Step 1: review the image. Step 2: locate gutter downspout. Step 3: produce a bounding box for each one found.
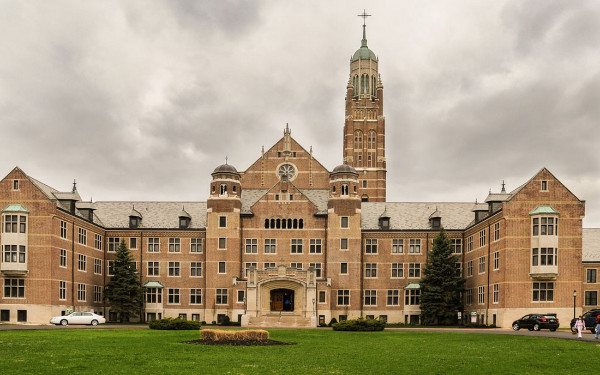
[139,230,144,323]
[71,220,75,310]
[486,222,491,325]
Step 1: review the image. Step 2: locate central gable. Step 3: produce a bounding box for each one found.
[240,134,331,190]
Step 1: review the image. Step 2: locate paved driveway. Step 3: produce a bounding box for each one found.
[0,323,148,331]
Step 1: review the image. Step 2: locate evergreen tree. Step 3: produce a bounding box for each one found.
[420,229,465,325]
[105,240,143,322]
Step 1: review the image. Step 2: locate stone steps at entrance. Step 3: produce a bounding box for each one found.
[247,314,314,328]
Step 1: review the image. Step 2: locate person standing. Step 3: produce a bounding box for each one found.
[595,314,600,339]
[575,316,585,339]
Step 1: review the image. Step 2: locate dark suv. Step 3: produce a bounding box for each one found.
[512,314,559,331]
[570,309,600,333]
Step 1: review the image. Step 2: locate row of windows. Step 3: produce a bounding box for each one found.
[465,252,501,277]
[59,221,102,250]
[106,237,203,253]
[263,218,305,229]
[57,282,103,303]
[3,245,26,263]
[465,283,554,305]
[336,289,421,306]
[2,215,27,233]
[145,287,207,305]
[466,222,502,252]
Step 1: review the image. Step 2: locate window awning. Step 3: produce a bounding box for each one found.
[405,283,421,290]
[144,281,164,289]
[2,204,29,213]
[529,205,559,216]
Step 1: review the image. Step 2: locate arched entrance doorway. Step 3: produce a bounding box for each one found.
[270,288,294,312]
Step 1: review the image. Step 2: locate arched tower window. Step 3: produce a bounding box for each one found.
[372,76,376,96]
[368,131,376,149]
[264,219,269,229]
[354,131,363,149]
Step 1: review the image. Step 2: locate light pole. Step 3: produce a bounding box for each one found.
[573,290,577,319]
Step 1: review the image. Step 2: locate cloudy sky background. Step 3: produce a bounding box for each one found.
[1,0,599,227]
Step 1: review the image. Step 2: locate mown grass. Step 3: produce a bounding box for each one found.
[0,328,598,374]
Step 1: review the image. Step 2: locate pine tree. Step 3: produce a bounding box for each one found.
[105,240,143,322]
[420,229,465,325]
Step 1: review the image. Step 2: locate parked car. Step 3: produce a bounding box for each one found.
[50,312,106,326]
[512,314,559,331]
[570,309,600,333]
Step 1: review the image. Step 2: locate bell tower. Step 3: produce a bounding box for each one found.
[343,11,386,202]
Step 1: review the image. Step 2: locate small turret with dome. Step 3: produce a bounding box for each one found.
[209,157,241,199]
[329,162,359,200]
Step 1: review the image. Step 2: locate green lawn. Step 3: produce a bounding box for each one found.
[0,328,598,374]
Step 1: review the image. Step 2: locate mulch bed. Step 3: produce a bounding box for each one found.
[185,339,295,346]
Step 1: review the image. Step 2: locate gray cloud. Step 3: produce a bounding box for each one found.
[0,0,598,227]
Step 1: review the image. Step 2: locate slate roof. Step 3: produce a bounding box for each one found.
[485,193,512,202]
[583,228,600,262]
[93,202,207,229]
[299,189,329,213]
[361,202,475,230]
[241,190,268,213]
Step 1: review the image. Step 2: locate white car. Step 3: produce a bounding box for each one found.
[50,312,106,326]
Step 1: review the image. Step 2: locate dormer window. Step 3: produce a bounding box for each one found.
[129,217,140,229]
[431,218,441,229]
[179,217,190,229]
[379,217,390,230]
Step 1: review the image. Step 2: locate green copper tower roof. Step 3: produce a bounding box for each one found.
[351,11,377,62]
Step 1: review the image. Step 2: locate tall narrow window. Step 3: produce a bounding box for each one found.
[354,131,363,149]
[368,131,376,149]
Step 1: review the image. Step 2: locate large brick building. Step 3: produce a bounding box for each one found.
[1,23,598,327]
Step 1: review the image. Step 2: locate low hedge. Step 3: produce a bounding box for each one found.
[201,329,269,342]
[332,318,385,331]
[149,318,201,330]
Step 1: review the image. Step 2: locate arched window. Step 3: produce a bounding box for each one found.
[293,219,298,229]
[360,75,365,94]
[288,219,292,228]
[372,76,376,96]
[341,184,349,196]
[270,219,275,228]
[354,131,363,149]
[276,219,281,229]
[282,218,287,229]
[220,184,227,195]
[368,131,376,149]
[264,219,269,229]
[353,75,358,93]
[299,219,304,229]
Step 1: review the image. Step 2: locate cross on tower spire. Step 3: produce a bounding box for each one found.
[358,9,371,46]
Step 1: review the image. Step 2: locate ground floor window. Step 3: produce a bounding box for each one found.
[387,290,399,306]
[318,315,325,325]
[337,290,350,306]
[585,291,598,306]
[191,314,200,322]
[1,309,9,321]
[216,288,228,305]
[532,282,554,302]
[364,290,377,306]
[405,289,420,305]
[178,313,187,320]
[146,288,162,304]
[190,289,203,305]
[17,310,27,322]
[339,315,347,321]
[4,278,24,298]
[168,288,180,304]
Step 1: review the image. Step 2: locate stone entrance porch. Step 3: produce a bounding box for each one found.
[241,265,317,327]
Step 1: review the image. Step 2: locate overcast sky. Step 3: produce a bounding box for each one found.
[1,0,599,227]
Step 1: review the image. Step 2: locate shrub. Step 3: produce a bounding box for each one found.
[328,318,338,327]
[149,318,201,330]
[201,329,270,342]
[332,318,385,331]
